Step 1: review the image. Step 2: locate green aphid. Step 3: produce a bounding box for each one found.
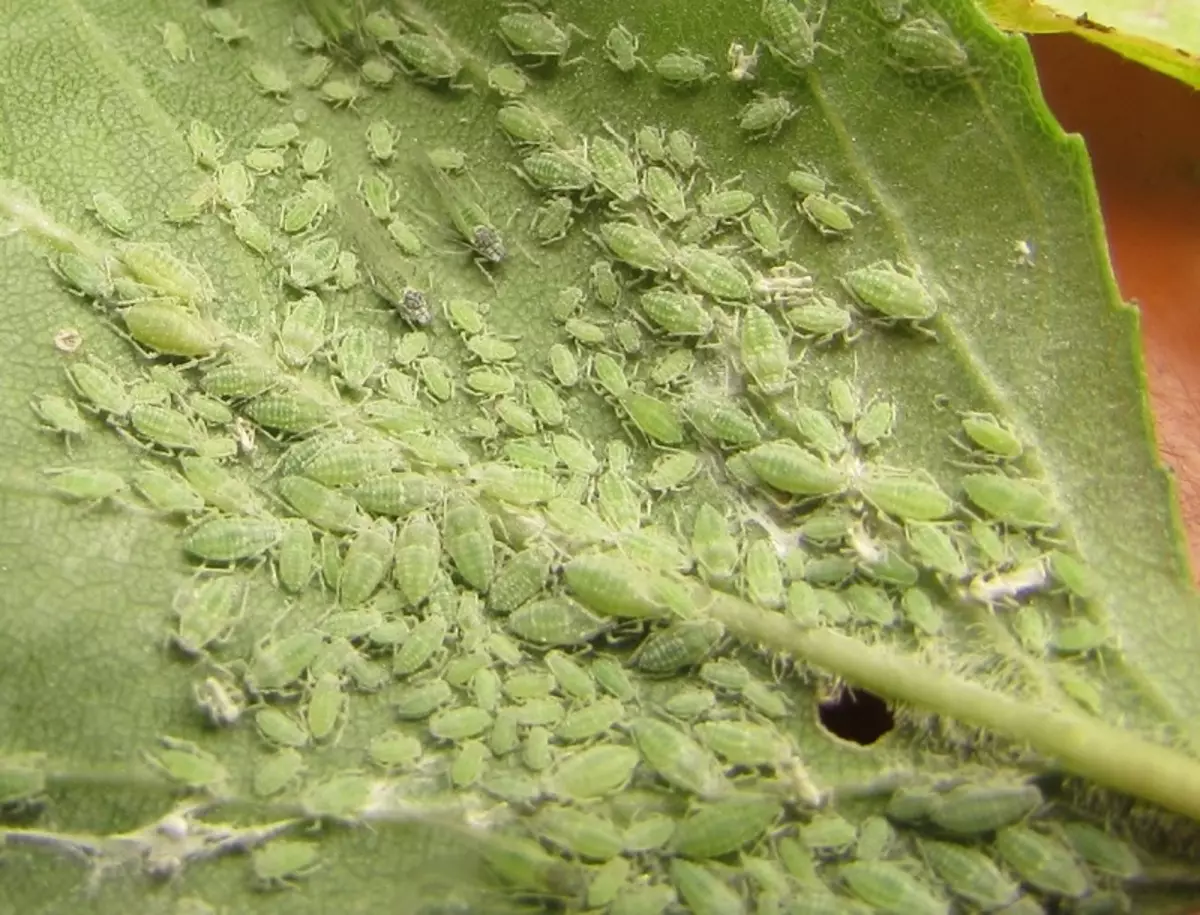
[669,860,744,915]
[632,619,725,674]
[546,744,640,802]
[256,706,310,749]
[589,127,641,204]
[317,78,364,110]
[516,147,595,194]
[639,288,714,337]
[854,400,895,447]
[186,119,225,170]
[121,302,219,359]
[298,54,334,89]
[496,9,585,64]
[160,21,192,63]
[183,515,282,564]
[144,736,228,793]
[283,235,340,290]
[629,716,729,798]
[497,100,568,148]
[741,440,845,497]
[253,748,305,798]
[839,861,949,915]
[487,62,530,96]
[596,220,674,274]
[619,389,685,445]
[1059,822,1142,879]
[170,573,246,657]
[530,195,577,246]
[644,450,700,492]
[278,475,362,532]
[30,394,88,447]
[424,155,505,264]
[506,595,612,647]
[224,206,274,256]
[994,826,1090,898]
[360,55,396,87]
[737,91,796,140]
[127,403,205,453]
[248,60,292,98]
[533,806,624,862]
[959,411,1023,460]
[643,165,690,223]
[131,464,204,516]
[215,161,254,209]
[180,455,263,514]
[393,678,453,721]
[675,245,754,303]
[670,797,782,859]
[684,395,760,447]
[649,349,696,390]
[929,782,1043,835]
[917,839,1020,911]
[200,7,249,44]
[393,511,441,605]
[842,260,937,324]
[244,389,335,435]
[859,470,955,521]
[889,18,969,74]
[961,472,1057,529]
[694,720,791,768]
[604,22,644,72]
[784,296,857,344]
[392,614,448,678]
[655,49,716,88]
[252,840,321,890]
[900,587,944,637]
[365,119,397,163]
[801,193,865,238]
[337,519,394,607]
[87,189,134,236]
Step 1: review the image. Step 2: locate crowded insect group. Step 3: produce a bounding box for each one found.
[10,0,1149,912]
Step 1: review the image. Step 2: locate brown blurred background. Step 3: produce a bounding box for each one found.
[1031,34,1200,583]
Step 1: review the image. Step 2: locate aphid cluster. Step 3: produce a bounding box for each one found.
[15,2,1144,909]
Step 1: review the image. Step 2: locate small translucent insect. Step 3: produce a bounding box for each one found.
[590,352,629,400]
[392,511,442,606]
[443,497,496,592]
[635,124,668,162]
[961,472,1057,528]
[632,619,725,675]
[186,120,225,170]
[994,825,1090,898]
[392,31,465,86]
[840,860,949,915]
[248,61,291,98]
[298,54,333,88]
[425,156,506,265]
[547,343,580,387]
[145,736,229,793]
[619,389,685,446]
[743,539,785,609]
[253,747,305,797]
[516,147,595,195]
[279,476,362,532]
[201,8,249,44]
[958,411,1023,460]
[889,18,970,74]
[160,21,192,63]
[638,289,714,338]
[855,399,896,447]
[842,260,937,326]
[629,716,729,797]
[727,39,762,82]
[87,190,134,236]
[760,0,825,73]
[604,22,643,72]
[655,49,716,87]
[644,450,700,492]
[675,245,755,303]
[365,119,398,163]
[641,166,689,224]
[684,395,761,448]
[547,744,640,801]
[1060,822,1142,879]
[671,797,782,859]
[223,206,274,256]
[596,220,674,274]
[360,55,396,87]
[487,62,530,96]
[252,840,321,890]
[392,614,448,677]
[318,78,364,110]
[917,839,1020,910]
[215,161,254,209]
[859,470,955,521]
[256,706,310,749]
[30,394,88,450]
[737,91,796,140]
[497,9,585,64]
[589,128,641,204]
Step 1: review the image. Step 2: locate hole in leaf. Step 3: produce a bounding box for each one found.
[818,688,894,745]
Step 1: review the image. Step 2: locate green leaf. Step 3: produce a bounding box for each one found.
[3,0,1199,911]
[979,0,1200,88]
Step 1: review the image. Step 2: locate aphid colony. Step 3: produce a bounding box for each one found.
[15,2,1128,910]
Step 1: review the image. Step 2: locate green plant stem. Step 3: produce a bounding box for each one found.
[708,594,1200,822]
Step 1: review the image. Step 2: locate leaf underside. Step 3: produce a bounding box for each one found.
[2,0,1199,912]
